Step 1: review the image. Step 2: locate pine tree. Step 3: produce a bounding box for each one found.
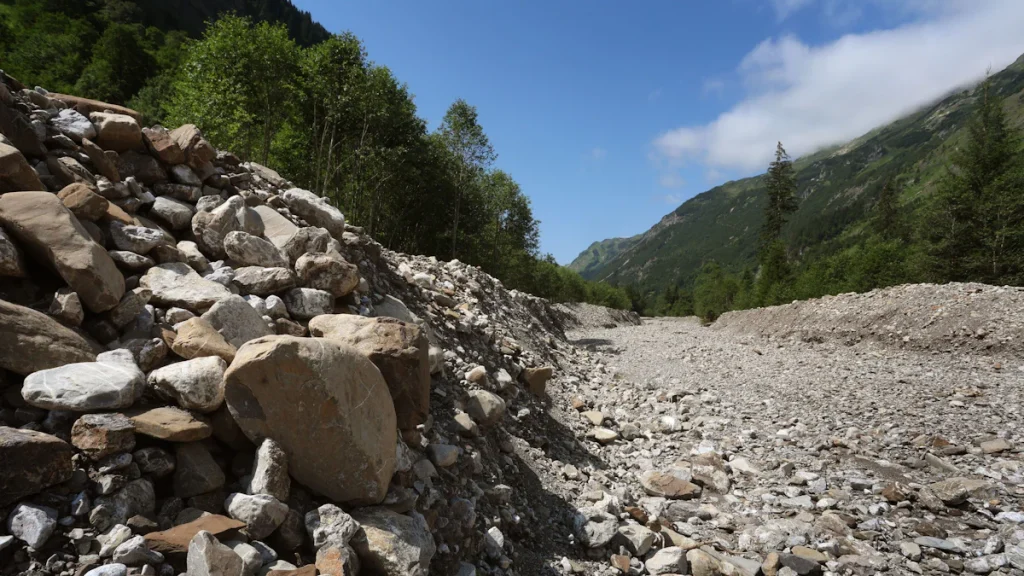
[762,141,799,250]
[874,178,901,240]
[928,77,1022,283]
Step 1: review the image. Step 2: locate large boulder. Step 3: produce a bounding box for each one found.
[22,349,143,411]
[89,112,143,152]
[351,508,435,576]
[170,125,216,168]
[142,126,185,165]
[224,335,397,505]
[309,315,430,430]
[0,141,44,191]
[192,196,261,259]
[0,427,75,505]
[52,108,97,142]
[0,298,99,375]
[253,206,297,249]
[147,356,227,413]
[140,263,233,312]
[295,252,360,297]
[280,188,346,239]
[0,192,125,312]
[223,231,288,268]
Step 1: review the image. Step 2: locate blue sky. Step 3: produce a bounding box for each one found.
[292,0,1024,263]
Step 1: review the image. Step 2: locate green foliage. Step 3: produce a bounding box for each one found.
[168,15,299,164]
[693,262,739,322]
[762,141,798,250]
[74,23,155,103]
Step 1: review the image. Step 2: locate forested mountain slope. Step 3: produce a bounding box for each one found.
[576,53,1024,293]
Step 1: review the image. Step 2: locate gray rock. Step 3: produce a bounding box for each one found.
[0,226,25,277]
[173,443,225,498]
[112,534,164,566]
[224,231,288,268]
[150,196,195,230]
[305,503,359,549]
[140,262,233,312]
[52,108,97,141]
[646,547,688,575]
[427,444,459,467]
[147,356,227,413]
[574,509,617,548]
[187,530,245,576]
[170,164,201,186]
[177,240,210,272]
[248,438,290,502]
[7,503,57,549]
[192,196,260,259]
[133,446,175,478]
[614,524,654,556]
[282,287,334,320]
[109,250,154,271]
[253,205,297,248]
[109,222,165,254]
[281,226,333,264]
[280,188,346,239]
[224,493,288,540]
[224,539,263,575]
[202,294,274,347]
[232,266,298,297]
[466,390,506,426]
[95,478,156,525]
[98,524,133,557]
[351,508,434,576]
[22,349,143,411]
[83,565,128,576]
[295,252,359,296]
[48,287,84,326]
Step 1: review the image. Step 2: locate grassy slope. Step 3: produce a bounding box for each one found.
[578,54,1024,292]
[566,236,640,277]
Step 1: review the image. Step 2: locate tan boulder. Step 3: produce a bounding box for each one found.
[48,93,142,121]
[309,315,430,430]
[57,183,109,222]
[0,192,125,312]
[224,335,397,505]
[522,366,554,395]
[89,111,143,152]
[142,126,186,165]
[171,317,238,363]
[0,141,44,191]
[0,298,100,375]
[171,124,216,168]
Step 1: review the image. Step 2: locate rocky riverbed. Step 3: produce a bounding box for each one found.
[550,285,1024,575]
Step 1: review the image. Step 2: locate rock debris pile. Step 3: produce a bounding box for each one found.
[2,71,1024,576]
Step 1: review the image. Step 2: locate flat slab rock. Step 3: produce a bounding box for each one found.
[145,514,245,556]
[141,262,233,312]
[21,349,143,411]
[0,298,99,375]
[128,406,212,442]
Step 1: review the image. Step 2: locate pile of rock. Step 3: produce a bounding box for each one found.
[0,77,571,576]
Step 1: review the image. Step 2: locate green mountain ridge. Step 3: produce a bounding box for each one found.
[572,53,1024,293]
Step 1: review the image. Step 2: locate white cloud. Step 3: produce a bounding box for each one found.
[771,0,814,21]
[589,147,608,160]
[654,0,1024,173]
[661,193,683,205]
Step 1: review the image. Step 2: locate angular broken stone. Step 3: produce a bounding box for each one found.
[170,317,237,364]
[225,492,288,540]
[231,266,298,296]
[248,438,290,503]
[186,530,245,576]
[7,503,57,549]
[141,263,233,312]
[90,112,143,152]
[173,442,225,498]
[0,427,75,505]
[71,413,136,460]
[282,287,334,320]
[148,356,227,413]
[305,503,360,550]
[465,390,506,427]
[224,230,288,268]
[22,349,143,411]
[201,294,273,348]
[351,508,434,576]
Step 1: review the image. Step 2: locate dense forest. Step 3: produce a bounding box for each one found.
[0,0,632,310]
[638,77,1024,321]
